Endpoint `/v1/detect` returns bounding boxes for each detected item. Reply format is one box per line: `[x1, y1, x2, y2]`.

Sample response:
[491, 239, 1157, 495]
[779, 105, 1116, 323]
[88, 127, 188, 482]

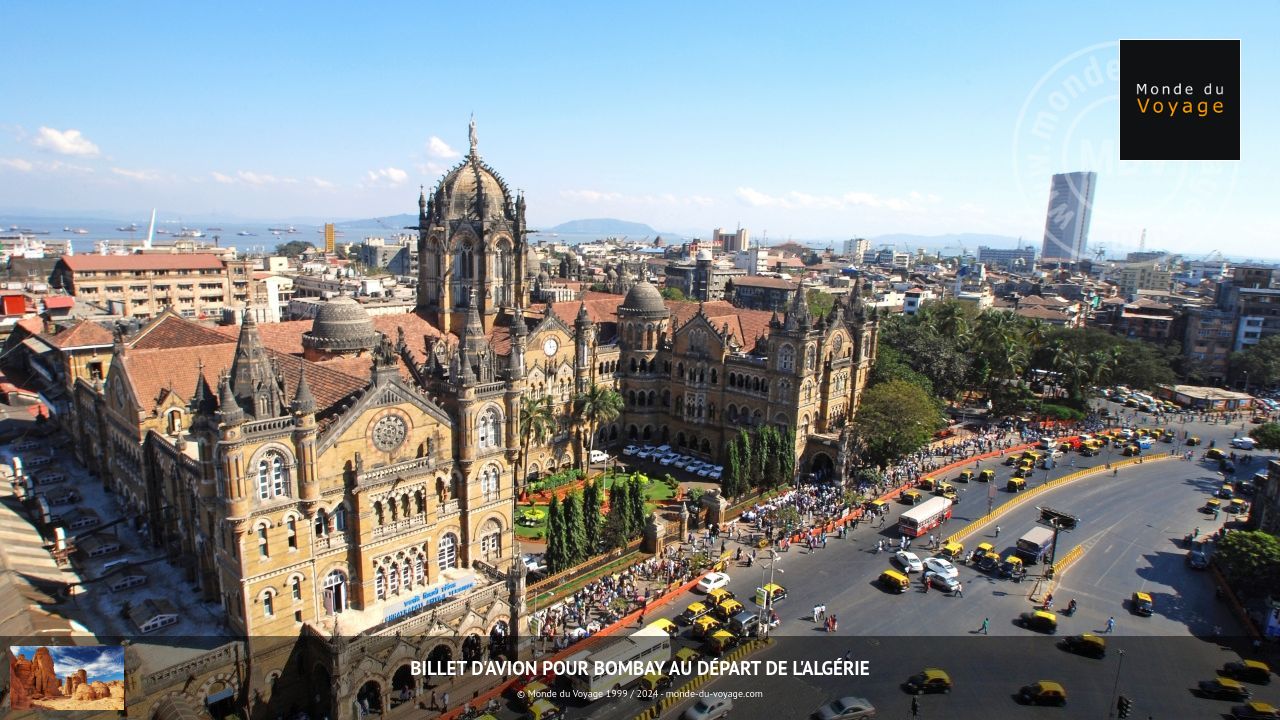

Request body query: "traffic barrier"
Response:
[632, 638, 774, 720]
[946, 452, 1176, 546]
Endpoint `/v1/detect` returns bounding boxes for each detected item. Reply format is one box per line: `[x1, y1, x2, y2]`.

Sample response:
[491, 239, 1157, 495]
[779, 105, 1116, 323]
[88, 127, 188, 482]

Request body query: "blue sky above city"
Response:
[0, 2, 1276, 256]
[10, 645, 125, 684]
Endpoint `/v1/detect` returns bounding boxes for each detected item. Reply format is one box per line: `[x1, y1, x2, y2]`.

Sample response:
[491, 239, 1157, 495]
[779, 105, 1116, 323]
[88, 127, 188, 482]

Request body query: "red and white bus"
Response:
[898, 496, 953, 538]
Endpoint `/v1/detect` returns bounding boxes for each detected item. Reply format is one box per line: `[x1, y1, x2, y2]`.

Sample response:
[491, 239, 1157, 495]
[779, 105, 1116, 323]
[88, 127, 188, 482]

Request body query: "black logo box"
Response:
[1120, 39, 1240, 160]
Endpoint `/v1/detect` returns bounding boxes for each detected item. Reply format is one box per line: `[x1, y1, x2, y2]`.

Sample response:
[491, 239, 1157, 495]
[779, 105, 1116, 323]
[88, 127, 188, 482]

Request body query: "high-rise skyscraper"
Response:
[1040, 171, 1096, 263]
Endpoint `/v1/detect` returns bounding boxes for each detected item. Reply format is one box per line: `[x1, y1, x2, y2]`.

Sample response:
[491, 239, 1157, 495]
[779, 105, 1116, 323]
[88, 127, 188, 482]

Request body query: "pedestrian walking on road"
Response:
[813, 605, 821, 623]
[995, 525, 1001, 538]
[955, 582, 963, 598]
[911, 696, 920, 717]
[1105, 616, 1115, 633]
[430, 691, 437, 710]
[980, 617, 989, 634]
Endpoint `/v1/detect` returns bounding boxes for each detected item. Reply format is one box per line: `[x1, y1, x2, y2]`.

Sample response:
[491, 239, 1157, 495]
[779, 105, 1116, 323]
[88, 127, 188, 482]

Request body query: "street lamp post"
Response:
[1107, 648, 1125, 719]
[757, 551, 781, 637]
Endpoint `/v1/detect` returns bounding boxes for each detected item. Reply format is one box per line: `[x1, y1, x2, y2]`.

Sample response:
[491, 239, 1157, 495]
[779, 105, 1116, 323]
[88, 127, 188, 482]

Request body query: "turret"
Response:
[217, 375, 244, 428]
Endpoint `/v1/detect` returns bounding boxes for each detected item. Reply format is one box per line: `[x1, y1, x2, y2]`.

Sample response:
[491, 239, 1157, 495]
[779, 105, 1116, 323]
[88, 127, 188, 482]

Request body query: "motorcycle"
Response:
[1065, 600, 1078, 616]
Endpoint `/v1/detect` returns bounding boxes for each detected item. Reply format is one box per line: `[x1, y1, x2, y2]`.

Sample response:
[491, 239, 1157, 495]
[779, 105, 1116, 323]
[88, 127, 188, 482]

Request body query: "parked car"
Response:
[696, 572, 731, 593]
[894, 551, 923, 573]
[622, 445, 640, 456]
[589, 450, 609, 464]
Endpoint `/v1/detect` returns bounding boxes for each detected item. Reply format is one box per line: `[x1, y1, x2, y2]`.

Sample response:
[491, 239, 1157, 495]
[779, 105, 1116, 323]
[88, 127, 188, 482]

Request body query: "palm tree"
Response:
[517, 394, 555, 491]
[573, 384, 624, 473]
[930, 300, 972, 344]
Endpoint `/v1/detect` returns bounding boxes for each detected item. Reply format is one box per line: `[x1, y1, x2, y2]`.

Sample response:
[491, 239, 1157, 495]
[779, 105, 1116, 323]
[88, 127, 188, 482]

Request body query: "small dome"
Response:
[303, 296, 378, 355]
[621, 280, 666, 313]
[697, 248, 713, 261]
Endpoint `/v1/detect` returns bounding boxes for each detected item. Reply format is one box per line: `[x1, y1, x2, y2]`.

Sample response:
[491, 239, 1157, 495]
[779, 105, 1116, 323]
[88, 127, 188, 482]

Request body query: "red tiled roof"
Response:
[15, 317, 43, 335]
[44, 320, 114, 349]
[1015, 305, 1070, 321]
[545, 292, 626, 325]
[129, 313, 235, 350]
[43, 296, 75, 310]
[122, 344, 364, 413]
[668, 300, 773, 349]
[212, 319, 310, 354]
[60, 253, 225, 272]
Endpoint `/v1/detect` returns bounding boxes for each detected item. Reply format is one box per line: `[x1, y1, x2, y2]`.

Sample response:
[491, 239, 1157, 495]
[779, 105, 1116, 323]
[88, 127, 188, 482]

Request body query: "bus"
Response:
[897, 496, 953, 538]
[569, 624, 672, 701]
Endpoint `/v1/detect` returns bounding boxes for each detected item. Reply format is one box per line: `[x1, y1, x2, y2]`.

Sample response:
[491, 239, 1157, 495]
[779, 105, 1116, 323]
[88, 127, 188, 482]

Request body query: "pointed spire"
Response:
[418, 185, 427, 216]
[229, 309, 284, 419]
[785, 284, 811, 331]
[191, 360, 216, 414]
[291, 359, 316, 415]
[217, 374, 244, 427]
[576, 298, 590, 326]
[511, 305, 528, 339]
[464, 287, 484, 339]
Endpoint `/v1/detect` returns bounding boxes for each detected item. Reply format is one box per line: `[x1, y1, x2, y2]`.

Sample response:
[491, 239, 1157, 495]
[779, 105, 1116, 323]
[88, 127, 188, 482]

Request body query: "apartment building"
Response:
[50, 254, 255, 320]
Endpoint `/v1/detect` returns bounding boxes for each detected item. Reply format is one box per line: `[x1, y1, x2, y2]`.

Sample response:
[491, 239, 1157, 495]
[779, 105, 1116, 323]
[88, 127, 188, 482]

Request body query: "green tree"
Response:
[869, 345, 936, 396]
[723, 439, 743, 500]
[738, 429, 754, 494]
[779, 427, 796, 485]
[562, 490, 587, 566]
[604, 480, 630, 549]
[274, 240, 315, 257]
[1249, 422, 1280, 451]
[1230, 335, 1280, 388]
[573, 384, 625, 471]
[582, 481, 603, 554]
[1214, 530, 1280, 599]
[517, 394, 556, 490]
[852, 379, 945, 469]
[750, 427, 769, 488]
[806, 289, 835, 318]
[660, 286, 686, 301]
[626, 474, 646, 539]
[762, 426, 782, 487]
[545, 495, 567, 573]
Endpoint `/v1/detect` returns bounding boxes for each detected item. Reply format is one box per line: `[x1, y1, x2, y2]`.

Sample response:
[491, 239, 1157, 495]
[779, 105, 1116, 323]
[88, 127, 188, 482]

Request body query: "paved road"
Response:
[483, 405, 1274, 719]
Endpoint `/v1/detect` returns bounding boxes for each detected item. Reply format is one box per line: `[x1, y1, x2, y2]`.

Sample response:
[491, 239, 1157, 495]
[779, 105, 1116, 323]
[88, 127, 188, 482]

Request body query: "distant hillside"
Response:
[545, 218, 658, 236]
[337, 214, 416, 229]
[871, 233, 1025, 250]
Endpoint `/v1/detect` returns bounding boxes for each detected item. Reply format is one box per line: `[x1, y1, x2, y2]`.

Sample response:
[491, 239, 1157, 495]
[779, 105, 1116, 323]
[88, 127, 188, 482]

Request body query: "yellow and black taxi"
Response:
[918, 477, 938, 492]
[1230, 701, 1280, 720]
[702, 628, 739, 655]
[673, 647, 702, 666]
[1122, 444, 1142, 456]
[978, 469, 996, 482]
[1187, 436, 1202, 446]
[706, 587, 735, 607]
[1198, 676, 1252, 701]
[1218, 483, 1236, 499]
[977, 549, 1001, 573]
[1017, 610, 1058, 634]
[939, 540, 964, 560]
[1204, 499, 1223, 514]
[713, 598, 745, 622]
[879, 568, 910, 593]
[901, 489, 923, 505]
[756, 583, 788, 606]
[1230, 498, 1249, 514]
[1004, 453, 1022, 466]
[1059, 633, 1106, 658]
[647, 618, 680, 636]
[680, 601, 712, 624]
[1007, 477, 1028, 491]
[689, 615, 722, 639]
[1223, 660, 1273, 685]
[902, 668, 952, 695]
[1018, 680, 1067, 706]
[957, 469, 974, 483]
[525, 698, 565, 720]
[936, 483, 958, 500]
[1206, 447, 1226, 460]
[1131, 591, 1154, 617]
[637, 671, 673, 693]
[866, 499, 887, 516]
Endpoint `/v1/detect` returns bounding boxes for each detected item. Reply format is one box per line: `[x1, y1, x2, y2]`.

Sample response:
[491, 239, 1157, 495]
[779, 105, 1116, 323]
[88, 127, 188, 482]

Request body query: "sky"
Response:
[0, 2, 1277, 257]
[11, 645, 125, 684]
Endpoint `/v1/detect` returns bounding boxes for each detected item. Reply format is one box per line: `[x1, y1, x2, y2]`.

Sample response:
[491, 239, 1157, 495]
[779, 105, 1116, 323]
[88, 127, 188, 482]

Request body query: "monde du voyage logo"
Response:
[1120, 39, 1240, 160]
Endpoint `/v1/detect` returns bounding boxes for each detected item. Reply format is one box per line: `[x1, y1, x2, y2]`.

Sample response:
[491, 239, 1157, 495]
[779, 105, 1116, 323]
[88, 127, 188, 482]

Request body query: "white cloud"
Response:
[33, 127, 100, 156]
[562, 189, 623, 203]
[211, 171, 235, 184]
[559, 189, 714, 208]
[237, 170, 296, 186]
[310, 177, 335, 189]
[735, 187, 914, 211]
[111, 167, 161, 181]
[426, 136, 460, 159]
[366, 167, 408, 185]
[0, 158, 33, 171]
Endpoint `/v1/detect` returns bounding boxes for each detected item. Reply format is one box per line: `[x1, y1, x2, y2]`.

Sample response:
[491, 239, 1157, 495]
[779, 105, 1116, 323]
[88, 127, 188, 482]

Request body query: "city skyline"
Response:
[0, 2, 1275, 256]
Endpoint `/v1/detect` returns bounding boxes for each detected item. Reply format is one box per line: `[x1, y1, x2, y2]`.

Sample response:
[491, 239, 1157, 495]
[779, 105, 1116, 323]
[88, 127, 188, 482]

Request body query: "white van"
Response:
[589, 450, 609, 464]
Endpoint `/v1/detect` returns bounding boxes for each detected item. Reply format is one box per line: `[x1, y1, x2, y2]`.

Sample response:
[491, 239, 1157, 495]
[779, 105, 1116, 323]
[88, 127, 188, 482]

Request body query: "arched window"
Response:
[262, 590, 275, 618]
[414, 555, 425, 585]
[314, 509, 329, 537]
[323, 570, 347, 613]
[286, 516, 297, 549]
[257, 524, 269, 558]
[389, 564, 400, 595]
[480, 519, 502, 560]
[481, 465, 500, 501]
[778, 345, 795, 372]
[710, 369, 717, 385]
[375, 568, 387, 600]
[438, 533, 459, 571]
[291, 576, 302, 600]
[167, 409, 182, 434]
[256, 452, 290, 500]
[402, 558, 413, 590]
[458, 241, 474, 280]
[477, 407, 501, 450]
[805, 345, 816, 370]
[334, 505, 347, 531]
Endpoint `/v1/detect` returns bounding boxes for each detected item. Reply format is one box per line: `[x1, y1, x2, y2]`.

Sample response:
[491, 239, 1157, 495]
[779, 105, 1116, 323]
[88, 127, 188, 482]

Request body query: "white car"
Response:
[656, 444, 672, 454]
[622, 445, 639, 456]
[686, 461, 706, 473]
[709, 466, 723, 480]
[589, 449, 609, 464]
[696, 572, 731, 593]
[659, 454, 679, 466]
[815, 696, 877, 720]
[923, 557, 958, 579]
[697, 465, 716, 478]
[683, 696, 733, 720]
[894, 551, 923, 573]
[636, 448, 654, 460]
[1230, 437, 1256, 450]
[673, 456, 691, 469]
